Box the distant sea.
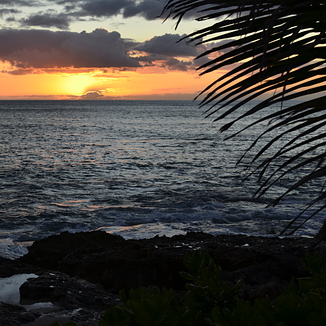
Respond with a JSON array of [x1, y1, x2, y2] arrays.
[[0, 100, 324, 259]]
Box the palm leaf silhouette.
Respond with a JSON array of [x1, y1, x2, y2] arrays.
[[163, 0, 326, 235]]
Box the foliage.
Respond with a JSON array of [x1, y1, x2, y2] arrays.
[[51, 251, 326, 326], [98, 286, 189, 326], [98, 250, 242, 326], [100, 251, 326, 326], [163, 0, 326, 234], [180, 250, 243, 322]]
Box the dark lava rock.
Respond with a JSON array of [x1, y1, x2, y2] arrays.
[[2, 231, 326, 325], [20, 271, 119, 311], [19, 271, 119, 326], [18, 231, 326, 294], [19, 231, 187, 292], [0, 270, 119, 326], [0, 302, 37, 326]]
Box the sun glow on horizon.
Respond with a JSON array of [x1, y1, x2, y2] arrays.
[[60, 73, 100, 96], [0, 66, 219, 100]]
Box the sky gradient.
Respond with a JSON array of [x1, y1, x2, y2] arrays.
[[0, 0, 220, 100]]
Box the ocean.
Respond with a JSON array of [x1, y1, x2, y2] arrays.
[[0, 100, 324, 259]]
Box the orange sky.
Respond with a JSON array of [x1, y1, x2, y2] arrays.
[[0, 65, 219, 100], [0, 1, 221, 100]]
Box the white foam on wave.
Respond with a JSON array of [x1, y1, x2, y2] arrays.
[[0, 238, 29, 260], [0, 274, 55, 310], [96, 223, 187, 239], [0, 274, 37, 305]]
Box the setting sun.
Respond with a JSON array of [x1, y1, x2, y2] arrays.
[[60, 72, 100, 97]]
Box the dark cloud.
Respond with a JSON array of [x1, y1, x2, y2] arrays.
[[21, 13, 70, 29], [81, 91, 103, 99], [135, 52, 191, 70], [135, 53, 166, 63], [132, 34, 202, 71], [0, 29, 70, 55], [137, 55, 194, 71], [61, 0, 167, 21], [0, 0, 39, 5], [0, 0, 205, 31], [0, 20, 218, 74], [133, 33, 214, 71], [61, 29, 140, 68], [55, 0, 81, 3], [0, 28, 140, 69], [0, 9, 19, 17], [81, 0, 133, 17], [135, 33, 199, 57], [163, 57, 190, 71], [120, 0, 212, 21], [2, 68, 34, 75], [122, 0, 165, 20], [6, 17, 17, 23], [0, 0, 28, 4]]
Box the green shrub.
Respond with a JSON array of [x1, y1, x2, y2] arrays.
[[99, 287, 190, 326], [51, 251, 326, 326], [208, 253, 326, 326]]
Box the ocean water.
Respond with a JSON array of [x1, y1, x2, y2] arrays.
[[0, 100, 324, 259]]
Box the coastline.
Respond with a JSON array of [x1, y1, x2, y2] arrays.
[[0, 231, 325, 325]]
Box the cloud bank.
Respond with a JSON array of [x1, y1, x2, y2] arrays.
[[0, 0, 209, 31], [0, 28, 140, 70], [0, 0, 169, 32], [0, 28, 211, 73], [0, 1, 215, 74], [72, 0, 167, 21]]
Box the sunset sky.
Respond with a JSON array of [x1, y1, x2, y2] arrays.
[[0, 0, 221, 100]]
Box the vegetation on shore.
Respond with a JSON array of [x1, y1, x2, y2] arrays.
[[51, 250, 326, 326]]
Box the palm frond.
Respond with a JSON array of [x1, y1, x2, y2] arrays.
[[163, 0, 326, 235]]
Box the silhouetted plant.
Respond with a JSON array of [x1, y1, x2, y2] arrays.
[[163, 0, 326, 235], [51, 251, 326, 326]]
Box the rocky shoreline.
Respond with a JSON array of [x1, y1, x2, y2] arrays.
[[1, 231, 325, 325]]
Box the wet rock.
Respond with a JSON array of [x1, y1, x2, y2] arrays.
[[17, 231, 125, 272], [0, 302, 37, 326], [19, 231, 187, 292], [19, 271, 119, 311], [0, 264, 119, 325]]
